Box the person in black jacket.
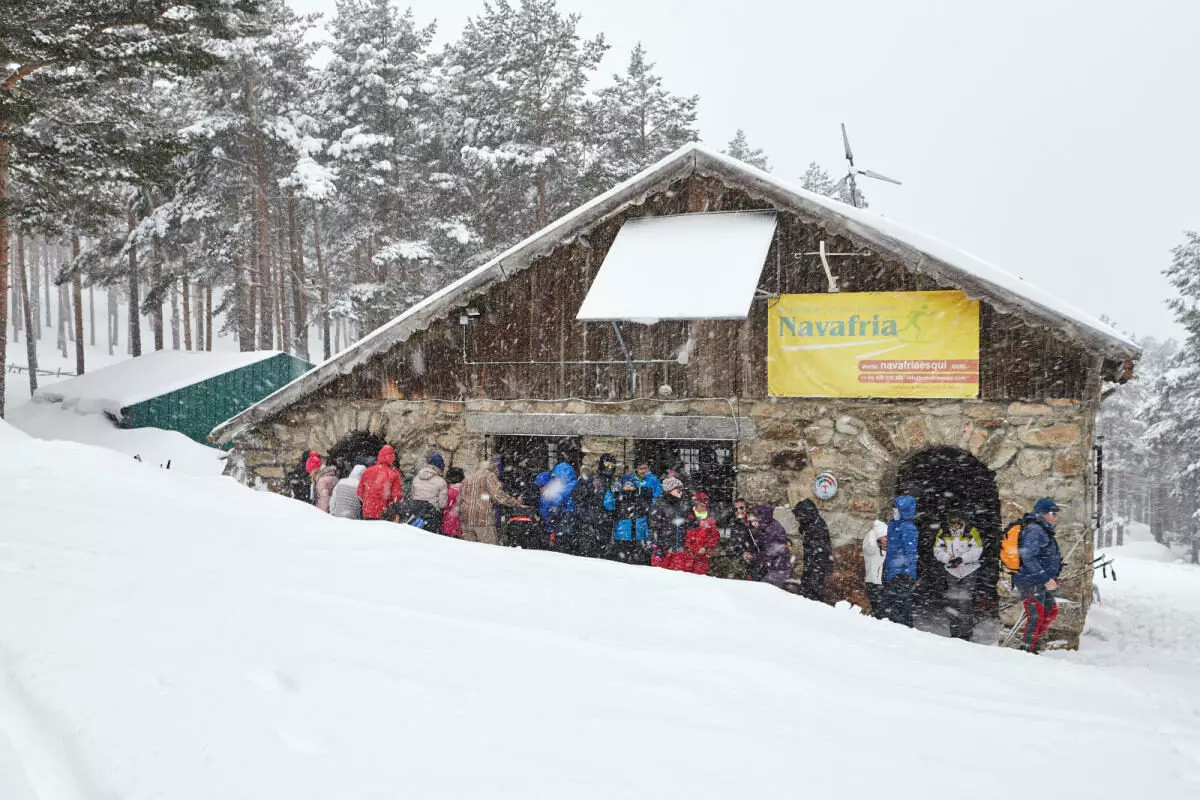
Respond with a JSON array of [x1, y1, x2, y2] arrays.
[[572, 454, 617, 559], [712, 498, 758, 580], [792, 499, 833, 603], [286, 451, 315, 503]]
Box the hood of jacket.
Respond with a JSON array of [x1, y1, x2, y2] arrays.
[[894, 495, 917, 521], [753, 504, 776, 525], [315, 464, 339, 480], [415, 465, 443, 482], [347, 464, 367, 482], [792, 499, 820, 526], [377, 445, 396, 467], [551, 461, 577, 484]]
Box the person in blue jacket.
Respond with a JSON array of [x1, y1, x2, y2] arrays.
[[539, 460, 580, 552], [635, 460, 663, 500], [882, 494, 920, 627], [1014, 498, 1064, 653], [604, 472, 653, 565]]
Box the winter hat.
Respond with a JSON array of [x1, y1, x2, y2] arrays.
[[428, 453, 445, 472], [662, 476, 685, 494], [305, 452, 323, 473], [692, 492, 711, 507], [1034, 498, 1061, 516]]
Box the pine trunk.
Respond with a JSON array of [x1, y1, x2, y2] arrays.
[[10, 243, 19, 345], [169, 273, 180, 350], [150, 237, 163, 351], [205, 284, 213, 351], [128, 211, 142, 357], [43, 242, 50, 328], [182, 279, 192, 351], [0, 132, 9, 417], [57, 282, 67, 359], [17, 229, 36, 394], [288, 192, 309, 360], [29, 234, 40, 340], [244, 71, 275, 352], [71, 234, 85, 374], [89, 284, 95, 346], [107, 286, 116, 356], [313, 206, 331, 360], [276, 214, 290, 354], [234, 252, 254, 351]]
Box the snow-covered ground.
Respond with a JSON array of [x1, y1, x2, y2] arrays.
[[5, 314, 239, 476], [1, 424, 1198, 799]]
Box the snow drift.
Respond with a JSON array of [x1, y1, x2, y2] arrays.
[[0, 426, 1197, 799]]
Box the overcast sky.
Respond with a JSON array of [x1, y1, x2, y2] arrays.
[[288, 0, 1198, 343]]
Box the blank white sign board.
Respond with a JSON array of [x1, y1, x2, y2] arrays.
[[575, 212, 778, 322]]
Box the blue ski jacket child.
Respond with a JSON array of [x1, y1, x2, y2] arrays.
[[883, 495, 920, 581]]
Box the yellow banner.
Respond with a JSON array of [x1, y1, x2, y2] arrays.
[[767, 291, 980, 398]]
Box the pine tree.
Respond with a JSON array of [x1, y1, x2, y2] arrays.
[[441, 0, 608, 245], [0, 0, 265, 416], [800, 160, 867, 207], [1141, 231, 1200, 561], [723, 129, 770, 171], [585, 43, 698, 191]]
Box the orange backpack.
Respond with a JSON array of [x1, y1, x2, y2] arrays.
[[999, 520, 1024, 572]]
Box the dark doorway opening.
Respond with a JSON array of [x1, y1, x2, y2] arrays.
[[488, 435, 582, 501], [633, 440, 737, 507], [328, 430, 388, 475], [894, 447, 1002, 623]]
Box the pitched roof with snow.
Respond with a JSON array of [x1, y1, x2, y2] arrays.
[[211, 143, 1140, 444], [37, 350, 289, 416]]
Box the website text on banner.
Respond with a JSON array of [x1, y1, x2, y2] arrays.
[[767, 290, 981, 398]]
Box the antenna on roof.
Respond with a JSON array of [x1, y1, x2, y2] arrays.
[[833, 123, 902, 209]]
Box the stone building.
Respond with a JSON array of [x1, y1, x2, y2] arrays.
[[211, 144, 1139, 648]]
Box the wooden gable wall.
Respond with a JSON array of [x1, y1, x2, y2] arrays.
[[320, 174, 1092, 404]]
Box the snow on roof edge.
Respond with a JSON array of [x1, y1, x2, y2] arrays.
[[38, 350, 296, 413], [211, 142, 1139, 444]]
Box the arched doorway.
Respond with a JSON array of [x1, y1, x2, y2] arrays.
[[894, 447, 1002, 636]]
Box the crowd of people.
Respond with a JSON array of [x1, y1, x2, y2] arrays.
[[862, 494, 1065, 653], [288, 446, 1066, 652], [286, 446, 834, 597]]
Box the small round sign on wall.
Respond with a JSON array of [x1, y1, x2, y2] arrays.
[[813, 471, 839, 501]]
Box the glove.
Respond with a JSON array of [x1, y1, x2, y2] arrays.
[[948, 557, 963, 568]]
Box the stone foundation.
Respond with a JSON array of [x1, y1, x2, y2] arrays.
[[227, 394, 1096, 648]]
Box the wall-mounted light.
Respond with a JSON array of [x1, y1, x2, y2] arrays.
[[466, 307, 481, 317]]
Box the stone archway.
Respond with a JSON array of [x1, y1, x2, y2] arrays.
[[894, 446, 1002, 631]]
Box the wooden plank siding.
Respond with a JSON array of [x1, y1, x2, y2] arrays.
[[318, 174, 1090, 405]]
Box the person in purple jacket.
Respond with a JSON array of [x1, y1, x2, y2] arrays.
[[749, 504, 792, 588]]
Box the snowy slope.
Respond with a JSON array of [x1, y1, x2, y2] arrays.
[[0, 427, 1197, 799]]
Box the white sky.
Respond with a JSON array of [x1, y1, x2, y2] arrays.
[[288, 0, 1199, 344]]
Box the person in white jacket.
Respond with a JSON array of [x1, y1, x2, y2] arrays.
[[933, 513, 984, 640], [409, 453, 449, 511], [330, 465, 367, 520], [862, 519, 888, 618]]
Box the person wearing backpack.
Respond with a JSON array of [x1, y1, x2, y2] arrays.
[[882, 495, 920, 627], [1012, 498, 1064, 653], [933, 512, 984, 640]]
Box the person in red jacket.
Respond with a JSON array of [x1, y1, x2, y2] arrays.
[[358, 445, 404, 520], [685, 492, 721, 575]]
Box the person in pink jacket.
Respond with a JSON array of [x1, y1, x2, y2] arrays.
[[313, 462, 340, 513]]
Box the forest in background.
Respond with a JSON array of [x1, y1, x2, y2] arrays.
[[2, 0, 850, 407]]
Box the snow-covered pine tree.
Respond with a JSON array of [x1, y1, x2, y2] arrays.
[[0, 0, 266, 415], [584, 44, 699, 192], [723, 129, 770, 171], [1142, 231, 1200, 561], [317, 0, 439, 331], [441, 0, 608, 247], [800, 161, 866, 207]]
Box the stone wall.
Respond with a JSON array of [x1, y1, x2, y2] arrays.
[[228, 393, 1096, 647]]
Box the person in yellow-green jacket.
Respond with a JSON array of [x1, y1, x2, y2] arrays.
[[933, 513, 984, 640]]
